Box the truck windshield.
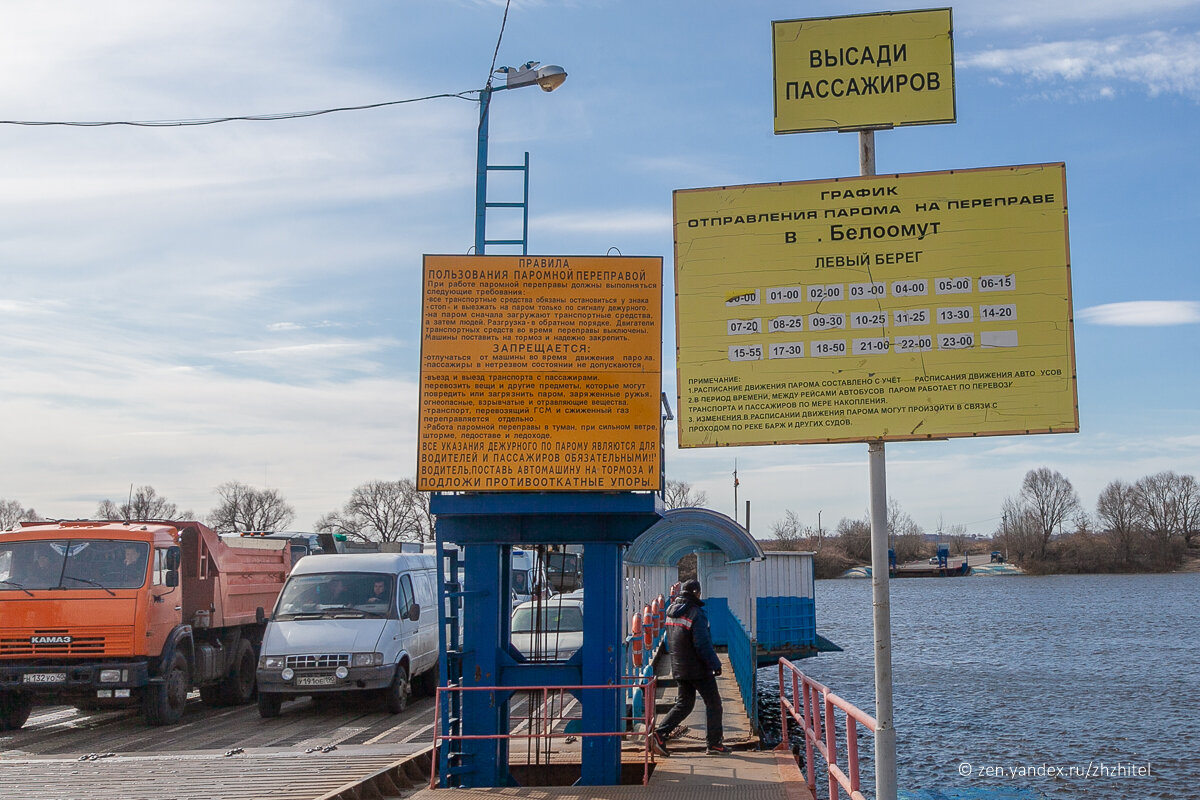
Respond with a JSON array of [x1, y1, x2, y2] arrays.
[[0, 539, 150, 591], [274, 572, 395, 619], [512, 604, 583, 633]]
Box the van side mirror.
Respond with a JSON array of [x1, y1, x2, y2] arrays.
[[408, 603, 420, 622], [165, 546, 181, 571], [165, 569, 179, 588]]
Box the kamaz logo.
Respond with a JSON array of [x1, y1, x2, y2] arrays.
[[31, 635, 72, 645]]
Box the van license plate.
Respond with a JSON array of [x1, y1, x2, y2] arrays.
[[296, 675, 336, 687], [24, 672, 67, 684]]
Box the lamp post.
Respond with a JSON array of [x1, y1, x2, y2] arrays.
[[475, 61, 567, 254]]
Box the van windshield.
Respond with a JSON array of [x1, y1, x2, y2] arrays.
[[512, 605, 583, 633], [274, 572, 395, 619], [0, 539, 149, 591]]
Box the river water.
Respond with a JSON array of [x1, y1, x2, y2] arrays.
[[756, 573, 1199, 799]]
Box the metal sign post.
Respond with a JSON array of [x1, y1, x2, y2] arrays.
[[860, 128, 897, 800]]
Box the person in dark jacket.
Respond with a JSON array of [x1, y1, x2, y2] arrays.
[[649, 579, 729, 756]]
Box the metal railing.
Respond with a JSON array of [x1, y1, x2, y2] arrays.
[[430, 677, 658, 789], [776, 659, 877, 800]]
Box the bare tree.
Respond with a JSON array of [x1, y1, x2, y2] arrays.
[[887, 497, 926, 563], [1019, 467, 1081, 558], [314, 479, 433, 544], [0, 499, 40, 530], [769, 509, 817, 551], [1096, 479, 1147, 566], [835, 516, 872, 562], [664, 479, 708, 510], [1134, 471, 1182, 541], [997, 495, 1043, 563], [96, 486, 191, 522], [208, 481, 294, 533], [1176, 474, 1200, 547]]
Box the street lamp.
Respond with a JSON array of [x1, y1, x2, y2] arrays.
[[475, 61, 567, 254]]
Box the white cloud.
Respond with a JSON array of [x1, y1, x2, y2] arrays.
[[1077, 301, 1200, 326], [961, 31, 1200, 98]]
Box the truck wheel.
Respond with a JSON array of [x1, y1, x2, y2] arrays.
[[0, 692, 34, 731], [257, 692, 283, 719], [218, 640, 257, 706], [383, 665, 410, 714], [145, 653, 189, 726]]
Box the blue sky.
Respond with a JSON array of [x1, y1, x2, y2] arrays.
[[2, 0, 1199, 537]]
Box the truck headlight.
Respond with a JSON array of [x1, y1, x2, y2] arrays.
[[260, 656, 285, 670], [281, 667, 294, 681], [99, 669, 122, 683], [351, 652, 383, 667], [335, 666, 349, 679]]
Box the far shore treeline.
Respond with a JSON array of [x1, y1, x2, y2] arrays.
[[3, 469, 1196, 578]]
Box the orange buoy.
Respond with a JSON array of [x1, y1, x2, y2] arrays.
[[631, 612, 644, 667]]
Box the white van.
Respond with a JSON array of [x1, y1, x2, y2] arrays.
[[255, 553, 438, 717]]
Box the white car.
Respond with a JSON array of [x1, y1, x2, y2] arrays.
[[510, 593, 583, 661]]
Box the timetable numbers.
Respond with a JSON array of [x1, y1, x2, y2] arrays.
[[769, 342, 805, 360], [851, 311, 887, 329], [979, 304, 1017, 321], [892, 308, 929, 326], [852, 337, 890, 355], [728, 344, 763, 362], [849, 281, 886, 299], [935, 276, 972, 295], [727, 318, 761, 335], [892, 279, 929, 297], [808, 312, 846, 331], [894, 335, 933, 353], [807, 284, 844, 302], [811, 339, 847, 357], [768, 315, 805, 333], [979, 274, 1016, 292], [937, 306, 974, 324], [938, 333, 975, 350], [725, 290, 760, 307], [767, 286, 804, 304]]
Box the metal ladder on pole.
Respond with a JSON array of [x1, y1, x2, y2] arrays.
[[481, 152, 530, 254], [436, 545, 472, 787]]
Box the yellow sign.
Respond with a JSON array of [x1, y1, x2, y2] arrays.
[[773, 9, 955, 133], [418, 255, 662, 491], [673, 164, 1077, 447]]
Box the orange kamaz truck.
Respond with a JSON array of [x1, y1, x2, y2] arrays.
[[0, 520, 290, 729]]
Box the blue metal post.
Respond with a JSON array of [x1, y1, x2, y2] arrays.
[[580, 542, 624, 785], [475, 86, 492, 255], [459, 541, 510, 786]]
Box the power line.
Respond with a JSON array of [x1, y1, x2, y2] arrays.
[[485, 0, 513, 90], [0, 91, 479, 128]]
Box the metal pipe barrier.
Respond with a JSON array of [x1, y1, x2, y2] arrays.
[[430, 676, 658, 789], [776, 659, 877, 800]]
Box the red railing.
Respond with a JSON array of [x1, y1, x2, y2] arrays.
[[430, 676, 658, 789], [775, 659, 877, 800]]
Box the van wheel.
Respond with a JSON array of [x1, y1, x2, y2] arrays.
[[145, 653, 189, 726], [383, 665, 410, 714], [219, 641, 258, 706], [0, 692, 34, 731], [257, 692, 283, 718], [415, 668, 438, 697]]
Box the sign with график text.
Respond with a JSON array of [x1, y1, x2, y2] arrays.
[[673, 163, 1077, 448]]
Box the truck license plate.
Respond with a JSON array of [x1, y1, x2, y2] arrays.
[[296, 675, 337, 687], [23, 672, 67, 684]]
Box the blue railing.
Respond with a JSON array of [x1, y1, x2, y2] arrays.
[[704, 597, 758, 731]]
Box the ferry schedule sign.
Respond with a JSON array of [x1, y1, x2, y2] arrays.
[[673, 163, 1077, 448], [418, 254, 662, 492], [773, 8, 955, 134]]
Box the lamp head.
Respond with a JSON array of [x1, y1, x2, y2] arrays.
[[535, 64, 567, 92]]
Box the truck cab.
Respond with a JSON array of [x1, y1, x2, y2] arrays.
[[0, 520, 288, 729]]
